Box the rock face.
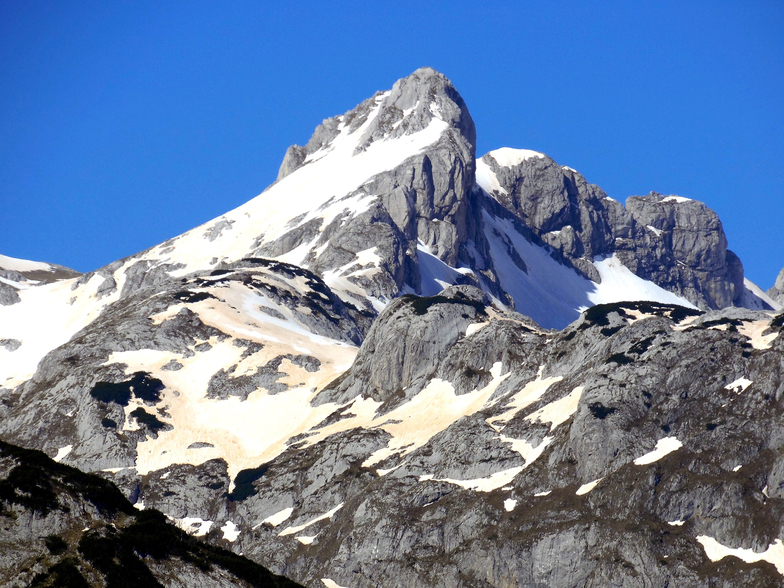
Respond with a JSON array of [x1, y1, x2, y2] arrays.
[[2, 68, 784, 588], [769, 267, 784, 304], [620, 193, 745, 309], [0, 439, 303, 587], [476, 151, 747, 310]]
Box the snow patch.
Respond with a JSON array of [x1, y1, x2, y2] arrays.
[[524, 386, 584, 431], [725, 378, 752, 394], [260, 507, 294, 528], [0, 254, 54, 273], [322, 580, 349, 588], [534, 490, 552, 497], [668, 520, 685, 526], [487, 147, 546, 167], [504, 498, 517, 512], [279, 503, 344, 537], [634, 437, 682, 465], [419, 466, 524, 493], [221, 521, 240, 542], [697, 536, 784, 576], [53, 445, 72, 462], [487, 367, 563, 430], [576, 478, 602, 495], [660, 196, 692, 204]]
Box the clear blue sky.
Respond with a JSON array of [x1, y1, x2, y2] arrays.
[[2, 1, 783, 288]]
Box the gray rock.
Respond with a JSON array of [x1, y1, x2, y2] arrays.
[[620, 192, 744, 309], [768, 266, 784, 304], [0, 282, 20, 305]]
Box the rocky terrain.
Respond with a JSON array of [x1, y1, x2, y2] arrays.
[[1, 68, 783, 587]]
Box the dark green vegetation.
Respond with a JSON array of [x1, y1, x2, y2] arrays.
[[0, 440, 303, 588], [400, 291, 488, 316], [90, 372, 165, 406]]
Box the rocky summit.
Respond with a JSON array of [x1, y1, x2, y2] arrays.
[[1, 68, 783, 587]]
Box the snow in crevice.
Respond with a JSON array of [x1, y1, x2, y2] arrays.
[[279, 503, 344, 537], [257, 507, 294, 528], [633, 437, 682, 465], [419, 467, 524, 493], [524, 386, 584, 431], [487, 366, 563, 430], [576, 478, 602, 495], [174, 517, 214, 537]]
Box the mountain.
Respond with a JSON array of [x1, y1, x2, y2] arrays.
[[1, 68, 783, 587]]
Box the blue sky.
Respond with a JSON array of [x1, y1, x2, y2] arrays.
[[2, 1, 783, 288]]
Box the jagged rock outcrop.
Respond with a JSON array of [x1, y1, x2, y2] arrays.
[[477, 149, 747, 310], [269, 67, 482, 301], [619, 192, 745, 309], [769, 267, 784, 304]]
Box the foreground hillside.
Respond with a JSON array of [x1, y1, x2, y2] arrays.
[[0, 439, 302, 587]]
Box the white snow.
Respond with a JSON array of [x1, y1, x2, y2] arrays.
[[498, 434, 553, 469], [697, 536, 784, 576], [660, 196, 692, 204], [486, 147, 546, 167], [0, 254, 53, 273], [742, 278, 783, 311], [524, 386, 584, 431], [634, 437, 683, 465], [503, 498, 517, 512], [221, 521, 240, 542], [487, 367, 563, 430], [133, 501, 145, 511], [362, 362, 510, 468], [279, 503, 344, 537], [668, 520, 685, 526], [465, 321, 490, 337], [646, 225, 662, 237], [481, 211, 695, 329], [0, 269, 128, 388], [534, 490, 552, 497], [733, 465, 742, 472], [475, 158, 508, 195], [321, 579, 348, 588], [561, 165, 578, 173], [175, 517, 214, 537], [416, 242, 474, 296], [53, 445, 72, 462], [725, 378, 752, 394], [576, 478, 602, 495], [138, 93, 450, 277], [419, 466, 524, 493], [737, 317, 781, 350], [260, 507, 294, 527]]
